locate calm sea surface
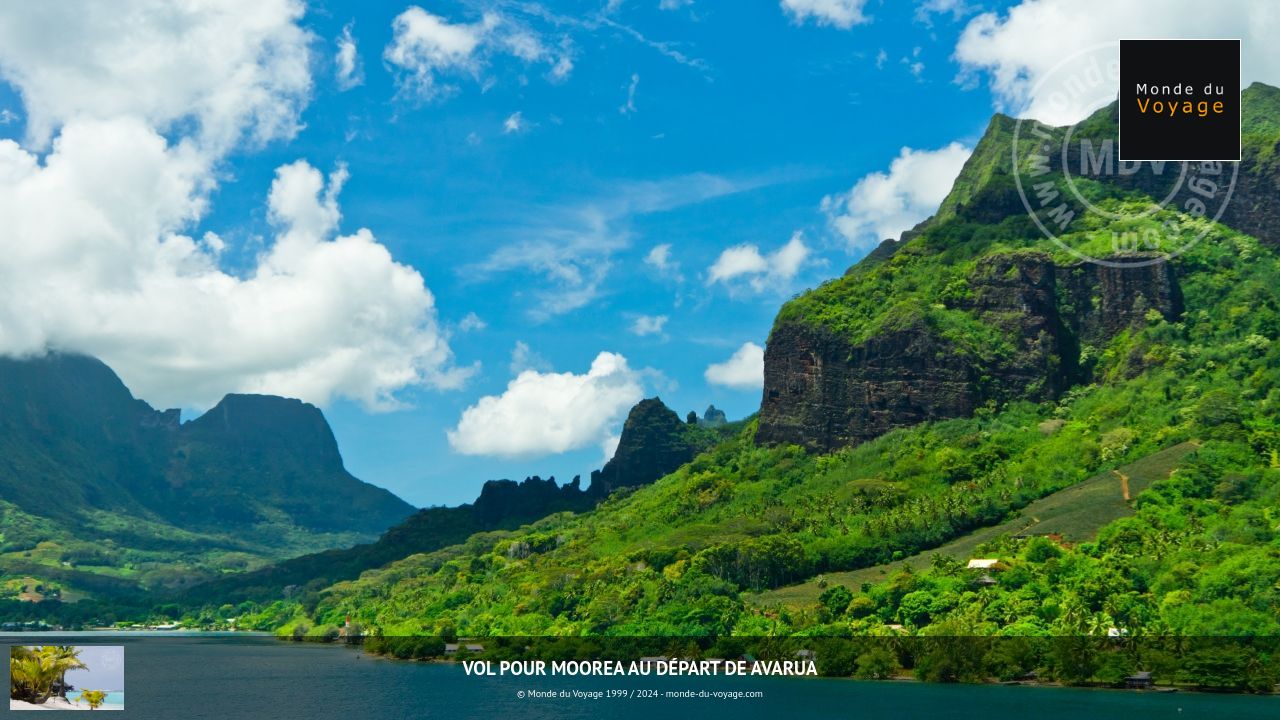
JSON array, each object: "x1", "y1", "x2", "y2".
[{"x1": 4, "y1": 634, "x2": 1277, "y2": 719}]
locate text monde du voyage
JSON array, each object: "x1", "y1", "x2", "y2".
[{"x1": 1134, "y1": 82, "x2": 1229, "y2": 118}]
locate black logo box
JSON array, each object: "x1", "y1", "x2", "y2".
[{"x1": 1119, "y1": 39, "x2": 1240, "y2": 162}]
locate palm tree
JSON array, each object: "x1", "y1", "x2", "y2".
[
  {"x1": 48, "y1": 646, "x2": 87, "y2": 700},
  {"x1": 8, "y1": 646, "x2": 88, "y2": 705},
  {"x1": 80, "y1": 689, "x2": 108, "y2": 710}
]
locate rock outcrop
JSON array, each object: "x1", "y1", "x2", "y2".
[
  {"x1": 590, "y1": 397, "x2": 698, "y2": 495},
  {"x1": 757, "y1": 252, "x2": 1181, "y2": 452}
]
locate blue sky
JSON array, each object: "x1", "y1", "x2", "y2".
[
  {"x1": 62, "y1": 646, "x2": 126, "y2": 693},
  {"x1": 290, "y1": 0, "x2": 1012, "y2": 505},
  {"x1": 29, "y1": 0, "x2": 1248, "y2": 508},
  {"x1": 3, "y1": 1, "x2": 1273, "y2": 508}
]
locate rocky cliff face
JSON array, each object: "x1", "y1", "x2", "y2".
[{"x1": 758, "y1": 253, "x2": 1181, "y2": 452}]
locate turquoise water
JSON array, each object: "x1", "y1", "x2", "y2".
[
  {"x1": 71, "y1": 691, "x2": 123, "y2": 708},
  {"x1": 10, "y1": 635, "x2": 1278, "y2": 719}
]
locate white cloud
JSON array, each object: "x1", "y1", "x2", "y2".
[
  {"x1": 645, "y1": 244, "x2": 673, "y2": 271},
  {"x1": 384, "y1": 6, "x2": 491, "y2": 102},
  {"x1": 0, "y1": 0, "x2": 311, "y2": 153},
  {"x1": 600, "y1": 433, "x2": 622, "y2": 466},
  {"x1": 0, "y1": 1, "x2": 469, "y2": 411},
  {"x1": 620, "y1": 73, "x2": 639, "y2": 115},
  {"x1": 901, "y1": 46, "x2": 924, "y2": 80},
  {"x1": 469, "y1": 174, "x2": 762, "y2": 320},
  {"x1": 0, "y1": 109, "x2": 17, "y2": 125},
  {"x1": 448, "y1": 352, "x2": 644, "y2": 458},
  {"x1": 874, "y1": 49, "x2": 888, "y2": 70},
  {"x1": 629, "y1": 314, "x2": 668, "y2": 336},
  {"x1": 822, "y1": 142, "x2": 971, "y2": 251},
  {"x1": 914, "y1": 0, "x2": 977, "y2": 24},
  {"x1": 384, "y1": 5, "x2": 574, "y2": 103},
  {"x1": 335, "y1": 22, "x2": 364, "y2": 91},
  {"x1": 503, "y1": 111, "x2": 524, "y2": 133},
  {"x1": 659, "y1": 0, "x2": 694, "y2": 9},
  {"x1": 707, "y1": 231, "x2": 810, "y2": 292},
  {"x1": 955, "y1": 0, "x2": 1280, "y2": 125},
  {"x1": 508, "y1": 340, "x2": 549, "y2": 375},
  {"x1": 457, "y1": 312, "x2": 487, "y2": 332},
  {"x1": 705, "y1": 342, "x2": 764, "y2": 390},
  {"x1": 780, "y1": 0, "x2": 870, "y2": 29}
]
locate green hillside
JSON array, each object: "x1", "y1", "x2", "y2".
[
  {"x1": 753, "y1": 441, "x2": 1198, "y2": 607},
  {"x1": 0, "y1": 354, "x2": 415, "y2": 600},
  {"x1": 237, "y1": 87, "x2": 1280, "y2": 655}
]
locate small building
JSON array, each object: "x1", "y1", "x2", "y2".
[
  {"x1": 1124, "y1": 671, "x2": 1154, "y2": 689},
  {"x1": 444, "y1": 642, "x2": 485, "y2": 654},
  {"x1": 795, "y1": 649, "x2": 816, "y2": 661},
  {"x1": 967, "y1": 558, "x2": 1000, "y2": 570}
]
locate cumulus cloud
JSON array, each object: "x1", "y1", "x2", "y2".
[
  {"x1": 780, "y1": 0, "x2": 870, "y2": 29},
  {"x1": 822, "y1": 143, "x2": 971, "y2": 251},
  {"x1": 384, "y1": 5, "x2": 573, "y2": 102},
  {"x1": 955, "y1": 0, "x2": 1280, "y2": 125},
  {"x1": 503, "y1": 111, "x2": 524, "y2": 134},
  {"x1": 0, "y1": 0, "x2": 469, "y2": 411},
  {"x1": 629, "y1": 315, "x2": 668, "y2": 336},
  {"x1": 0, "y1": 0, "x2": 311, "y2": 153},
  {"x1": 705, "y1": 342, "x2": 764, "y2": 390},
  {"x1": 384, "y1": 6, "x2": 491, "y2": 101},
  {"x1": 448, "y1": 352, "x2": 644, "y2": 458},
  {"x1": 334, "y1": 22, "x2": 364, "y2": 91},
  {"x1": 707, "y1": 232, "x2": 810, "y2": 292}
]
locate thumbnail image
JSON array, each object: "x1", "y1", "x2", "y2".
[{"x1": 10, "y1": 646, "x2": 123, "y2": 711}]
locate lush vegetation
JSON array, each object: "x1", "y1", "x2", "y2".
[
  {"x1": 9, "y1": 645, "x2": 87, "y2": 705},
  {"x1": 12, "y1": 86, "x2": 1280, "y2": 695},
  {"x1": 211, "y1": 88, "x2": 1280, "y2": 695}
]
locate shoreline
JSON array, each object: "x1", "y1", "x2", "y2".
[{"x1": 9, "y1": 697, "x2": 123, "y2": 711}]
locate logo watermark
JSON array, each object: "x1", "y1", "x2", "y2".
[{"x1": 1012, "y1": 42, "x2": 1238, "y2": 268}]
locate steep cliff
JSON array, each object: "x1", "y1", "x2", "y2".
[
  {"x1": 755, "y1": 85, "x2": 1253, "y2": 451},
  {"x1": 759, "y1": 251, "x2": 1182, "y2": 451}
]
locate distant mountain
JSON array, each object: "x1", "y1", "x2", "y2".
[
  {"x1": 0, "y1": 353, "x2": 413, "y2": 595},
  {"x1": 182, "y1": 396, "x2": 741, "y2": 605}
]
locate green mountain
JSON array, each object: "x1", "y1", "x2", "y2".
[
  {"x1": 179, "y1": 396, "x2": 739, "y2": 606},
  {"x1": 241, "y1": 85, "x2": 1280, "y2": 666},
  {"x1": 0, "y1": 353, "x2": 414, "y2": 597}
]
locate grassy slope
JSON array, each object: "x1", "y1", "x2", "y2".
[{"x1": 752, "y1": 441, "x2": 1198, "y2": 607}]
